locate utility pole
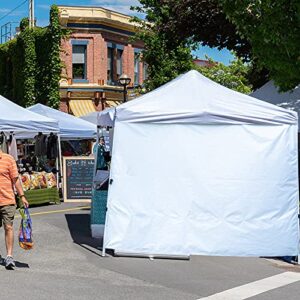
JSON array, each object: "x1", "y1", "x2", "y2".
[{"x1": 29, "y1": 0, "x2": 34, "y2": 28}]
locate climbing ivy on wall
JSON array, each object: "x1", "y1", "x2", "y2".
[
  {"x1": 0, "y1": 5, "x2": 68, "y2": 108},
  {"x1": 47, "y1": 5, "x2": 65, "y2": 108},
  {"x1": 21, "y1": 27, "x2": 37, "y2": 106}
]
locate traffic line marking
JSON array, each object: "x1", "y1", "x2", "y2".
[
  {"x1": 15, "y1": 206, "x2": 90, "y2": 218},
  {"x1": 198, "y1": 271, "x2": 300, "y2": 299}
]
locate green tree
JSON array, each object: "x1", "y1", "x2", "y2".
[
  {"x1": 132, "y1": 2, "x2": 193, "y2": 91},
  {"x1": 134, "y1": 0, "x2": 300, "y2": 91},
  {"x1": 136, "y1": 0, "x2": 251, "y2": 59},
  {"x1": 137, "y1": 31, "x2": 193, "y2": 91},
  {"x1": 220, "y1": 0, "x2": 300, "y2": 91},
  {"x1": 132, "y1": 1, "x2": 253, "y2": 92},
  {"x1": 194, "y1": 57, "x2": 252, "y2": 94}
]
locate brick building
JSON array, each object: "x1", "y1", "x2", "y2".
[
  {"x1": 57, "y1": 6, "x2": 146, "y2": 116},
  {"x1": 193, "y1": 59, "x2": 214, "y2": 68}
]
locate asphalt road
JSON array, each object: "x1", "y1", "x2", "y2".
[{"x1": 0, "y1": 202, "x2": 298, "y2": 300}]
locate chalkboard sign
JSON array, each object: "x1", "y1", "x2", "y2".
[{"x1": 63, "y1": 157, "x2": 95, "y2": 202}]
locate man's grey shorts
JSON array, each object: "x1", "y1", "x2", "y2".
[{"x1": 0, "y1": 205, "x2": 16, "y2": 227}]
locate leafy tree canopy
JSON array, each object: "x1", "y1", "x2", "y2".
[
  {"x1": 133, "y1": 1, "x2": 252, "y2": 92},
  {"x1": 195, "y1": 57, "x2": 252, "y2": 94},
  {"x1": 133, "y1": 0, "x2": 299, "y2": 91},
  {"x1": 220, "y1": 0, "x2": 300, "y2": 91},
  {"x1": 132, "y1": 2, "x2": 194, "y2": 91}
]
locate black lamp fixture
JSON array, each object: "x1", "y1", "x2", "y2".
[{"x1": 118, "y1": 73, "x2": 131, "y2": 103}]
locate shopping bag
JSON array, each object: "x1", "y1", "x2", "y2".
[{"x1": 18, "y1": 208, "x2": 34, "y2": 250}]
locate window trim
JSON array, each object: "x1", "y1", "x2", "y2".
[
  {"x1": 107, "y1": 42, "x2": 124, "y2": 85},
  {"x1": 72, "y1": 44, "x2": 89, "y2": 83},
  {"x1": 134, "y1": 49, "x2": 141, "y2": 86},
  {"x1": 71, "y1": 40, "x2": 89, "y2": 46}
]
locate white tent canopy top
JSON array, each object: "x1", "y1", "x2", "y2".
[
  {"x1": 28, "y1": 104, "x2": 96, "y2": 140},
  {"x1": 101, "y1": 70, "x2": 299, "y2": 258},
  {"x1": 98, "y1": 70, "x2": 297, "y2": 126},
  {"x1": 80, "y1": 111, "x2": 98, "y2": 125},
  {"x1": 251, "y1": 81, "x2": 300, "y2": 129},
  {"x1": 0, "y1": 95, "x2": 59, "y2": 134},
  {"x1": 97, "y1": 107, "x2": 116, "y2": 127}
]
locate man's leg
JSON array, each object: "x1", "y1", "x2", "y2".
[
  {"x1": 2, "y1": 205, "x2": 16, "y2": 269},
  {"x1": 4, "y1": 223, "x2": 14, "y2": 257}
]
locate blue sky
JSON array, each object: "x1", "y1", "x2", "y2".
[{"x1": 0, "y1": 0, "x2": 234, "y2": 64}]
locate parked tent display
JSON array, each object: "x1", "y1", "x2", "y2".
[
  {"x1": 0, "y1": 95, "x2": 61, "y2": 206},
  {"x1": 99, "y1": 70, "x2": 299, "y2": 258},
  {"x1": 27, "y1": 104, "x2": 96, "y2": 139},
  {"x1": 251, "y1": 81, "x2": 300, "y2": 130},
  {"x1": 27, "y1": 104, "x2": 98, "y2": 202}
]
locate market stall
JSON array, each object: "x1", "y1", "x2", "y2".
[
  {"x1": 27, "y1": 104, "x2": 97, "y2": 202},
  {"x1": 98, "y1": 70, "x2": 299, "y2": 258},
  {"x1": 89, "y1": 107, "x2": 114, "y2": 237},
  {"x1": 0, "y1": 95, "x2": 60, "y2": 205}
]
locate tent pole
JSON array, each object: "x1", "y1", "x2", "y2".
[
  {"x1": 93, "y1": 126, "x2": 100, "y2": 176},
  {"x1": 57, "y1": 134, "x2": 63, "y2": 199},
  {"x1": 298, "y1": 223, "x2": 300, "y2": 265}
]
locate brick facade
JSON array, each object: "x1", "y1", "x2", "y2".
[
  {"x1": 61, "y1": 31, "x2": 144, "y2": 86},
  {"x1": 58, "y1": 6, "x2": 145, "y2": 115}
]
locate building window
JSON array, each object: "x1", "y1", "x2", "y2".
[
  {"x1": 116, "y1": 48, "x2": 123, "y2": 81},
  {"x1": 143, "y1": 62, "x2": 148, "y2": 81},
  {"x1": 134, "y1": 49, "x2": 141, "y2": 86},
  {"x1": 107, "y1": 47, "x2": 114, "y2": 84},
  {"x1": 72, "y1": 45, "x2": 87, "y2": 80},
  {"x1": 107, "y1": 43, "x2": 124, "y2": 85}
]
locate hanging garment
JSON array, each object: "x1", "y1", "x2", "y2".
[
  {"x1": 46, "y1": 134, "x2": 58, "y2": 159},
  {"x1": 8, "y1": 135, "x2": 18, "y2": 160},
  {"x1": 0, "y1": 132, "x2": 8, "y2": 153},
  {"x1": 34, "y1": 133, "x2": 47, "y2": 156}
]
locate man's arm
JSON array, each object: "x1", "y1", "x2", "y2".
[{"x1": 13, "y1": 177, "x2": 29, "y2": 208}]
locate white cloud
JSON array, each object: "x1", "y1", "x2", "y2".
[
  {"x1": 0, "y1": 8, "x2": 10, "y2": 13},
  {"x1": 92, "y1": 0, "x2": 140, "y2": 6},
  {"x1": 37, "y1": 19, "x2": 49, "y2": 27},
  {"x1": 90, "y1": 0, "x2": 141, "y2": 16},
  {"x1": 0, "y1": 8, "x2": 25, "y2": 17},
  {"x1": 37, "y1": 4, "x2": 50, "y2": 10},
  {"x1": 101, "y1": 5, "x2": 136, "y2": 16}
]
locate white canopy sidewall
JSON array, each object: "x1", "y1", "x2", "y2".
[{"x1": 103, "y1": 121, "x2": 299, "y2": 256}]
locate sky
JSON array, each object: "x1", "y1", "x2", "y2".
[{"x1": 0, "y1": 0, "x2": 234, "y2": 64}]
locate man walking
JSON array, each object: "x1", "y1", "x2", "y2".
[{"x1": 0, "y1": 149, "x2": 29, "y2": 269}]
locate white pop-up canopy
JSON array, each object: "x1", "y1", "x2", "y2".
[
  {"x1": 251, "y1": 81, "x2": 300, "y2": 130},
  {"x1": 100, "y1": 70, "x2": 299, "y2": 258},
  {"x1": 97, "y1": 107, "x2": 116, "y2": 127},
  {"x1": 80, "y1": 112, "x2": 98, "y2": 125},
  {"x1": 0, "y1": 95, "x2": 59, "y2": 134},
  {"x1": 28, "y1": 104, "x2": 96, "y2": 140}
]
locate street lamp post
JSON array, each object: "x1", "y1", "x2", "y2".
[{"x1": 118, "y1": 74, "x2": 131, "y2": 103}]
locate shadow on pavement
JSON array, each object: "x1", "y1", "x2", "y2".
[
  {"x1": 65, "y1": 214, "x2": 103, "y2": 257},
  {"x1": 15, "y1": 261, "x2": 30, "y2": 268},
  {"x1": 0, "y1": 260, "x2": 29, "y2": 269}
]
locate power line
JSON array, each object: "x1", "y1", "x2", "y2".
[{"x1": 0, "y1": 0, "x2": 28, "y2": 23}]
